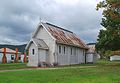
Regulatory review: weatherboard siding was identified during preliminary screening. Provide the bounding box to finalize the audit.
[38,49,47,62]
[0,53,3,63]
[27,43,39,67]
[78,48,85,63]
[35,26,56,64]
[0,53,16,63]
[110,56,120,61]
[56,44,86,65]
[6,54,12,63]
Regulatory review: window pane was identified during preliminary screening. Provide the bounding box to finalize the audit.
[11,55,14,60]
[64,46,65,54]
[59,46,61,54]
[19,56,21,60]
[71,48,72,55]
[74,48,76,55]
[32,49,35,55]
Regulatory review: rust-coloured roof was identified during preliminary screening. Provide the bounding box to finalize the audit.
[42,22,88,49]
[112,51,120,55]
[0,48,20,54]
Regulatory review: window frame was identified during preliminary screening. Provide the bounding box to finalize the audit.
[59,46,61,54]
[74,48,76,56]
[63,46,66,54]
[71,47,73,55]
[19,56,21,60]
[11,55,14,60]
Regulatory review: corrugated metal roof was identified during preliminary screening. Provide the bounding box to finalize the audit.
[112,51,120,55]
[42,22,88,49]
[32,38,49,49]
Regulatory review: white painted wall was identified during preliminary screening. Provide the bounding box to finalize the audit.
[38,49,47,62]
[86,53,98,63]
[57,45,69,65]
[78,48,85,64]
[110,55,120,61]
[34,26,56,64]
[56,44,86,65]
[69,47,78,65]
[20,55,25,63]
[0,53,16,63]
[86,54,93,63]
[27,43,39,67]
[6,54,13,63]
[0,53,3,63]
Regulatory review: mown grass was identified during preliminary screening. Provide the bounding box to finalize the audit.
[0,60,120,83]
[0,63,27,70]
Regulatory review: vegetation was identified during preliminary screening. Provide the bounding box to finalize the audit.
[96,0,120,58]
[0,60,120,83]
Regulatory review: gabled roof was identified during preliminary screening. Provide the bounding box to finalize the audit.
[42,22,88,49]
[0,48,20,54]
[26,38,49,50]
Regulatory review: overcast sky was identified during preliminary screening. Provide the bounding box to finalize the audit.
[0,0,103,45]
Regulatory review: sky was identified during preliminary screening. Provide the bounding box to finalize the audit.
[0,0,103,45]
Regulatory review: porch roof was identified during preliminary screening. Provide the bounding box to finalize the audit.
[26,38,49,50]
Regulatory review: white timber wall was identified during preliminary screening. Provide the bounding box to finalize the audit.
[78,48,85,64]
[20,55,25,63]
[69,47,79,65]
[38,49,48,62]
[6,54,12,63]
[86,53,98,63]
[27,43,38,67]
[56,44,69,65]
[110,55,120,61]
[56,44,85,65]
[86,54,93,63]
[35,26,56,64]
[0,53,3,63]
[0,53,16,63]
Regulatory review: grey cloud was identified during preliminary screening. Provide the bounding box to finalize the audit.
[0,0,102,45]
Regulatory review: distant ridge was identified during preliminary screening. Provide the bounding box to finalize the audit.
[0,44,27,54]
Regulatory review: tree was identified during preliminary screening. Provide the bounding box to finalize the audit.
[96,0,120,57]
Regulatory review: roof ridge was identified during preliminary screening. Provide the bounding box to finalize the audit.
[46,22,73,33]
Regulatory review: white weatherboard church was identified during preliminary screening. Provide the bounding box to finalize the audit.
[26,22,89,67]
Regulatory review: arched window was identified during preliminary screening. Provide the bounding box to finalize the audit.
[11,55,14,60]
[63,46,66,54]
[59,46,61,54]
[32,49,35,55]
[71,48,72,55]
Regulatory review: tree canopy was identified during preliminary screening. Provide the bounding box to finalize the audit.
[96,0,120,55]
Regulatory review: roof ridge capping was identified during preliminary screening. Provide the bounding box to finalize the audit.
[87,43,96,45]
[46,22,73,33]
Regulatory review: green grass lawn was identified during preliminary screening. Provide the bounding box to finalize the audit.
[0,63,27,70]
[0,60,120,83]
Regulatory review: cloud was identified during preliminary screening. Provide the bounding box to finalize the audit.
[0,0,103,45]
